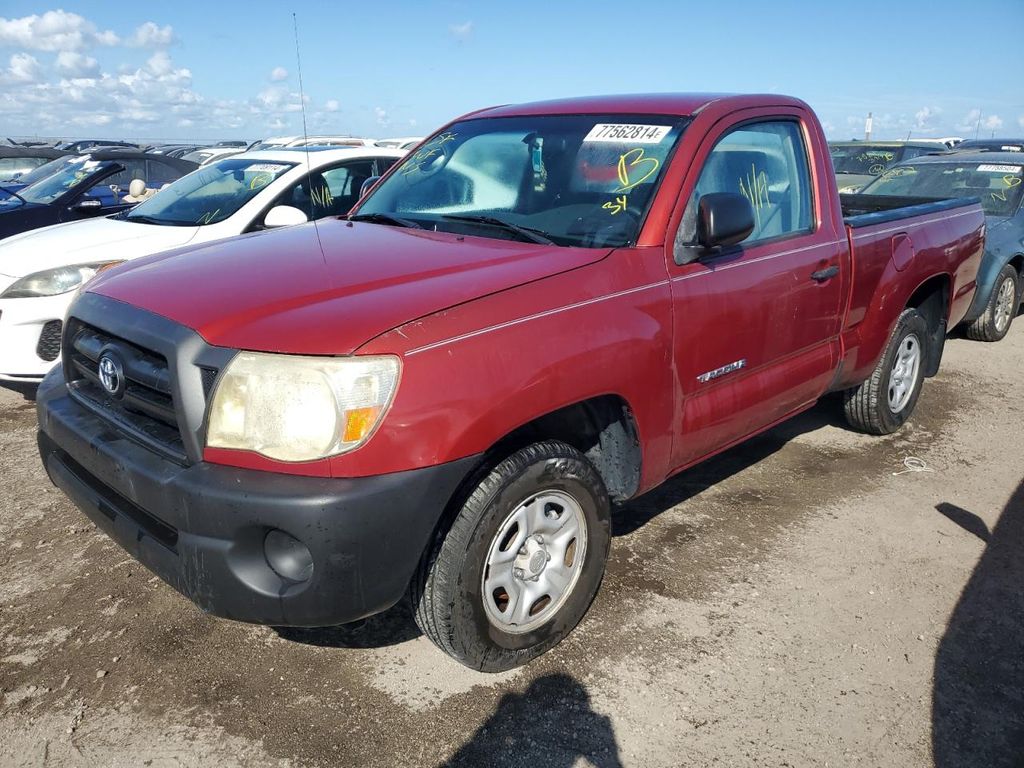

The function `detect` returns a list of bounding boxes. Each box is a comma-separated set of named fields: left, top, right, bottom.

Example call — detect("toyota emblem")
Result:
left=98, top=353, right=123, bottom=397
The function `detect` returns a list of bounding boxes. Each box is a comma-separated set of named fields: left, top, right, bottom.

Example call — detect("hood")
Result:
left=0, top=216, right=200, bottom=278
left=87, top=219, right=612, bottom=355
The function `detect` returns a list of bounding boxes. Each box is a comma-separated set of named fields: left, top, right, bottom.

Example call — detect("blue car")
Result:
left=858, top=150, right=1024, bottom=341
left=0, top=150, right=197, bottom=240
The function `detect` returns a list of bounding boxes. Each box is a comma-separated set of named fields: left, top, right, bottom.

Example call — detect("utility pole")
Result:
left=865, top=112, right=873, bottom=141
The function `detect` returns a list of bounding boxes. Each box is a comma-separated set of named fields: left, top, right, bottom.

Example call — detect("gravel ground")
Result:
left=1, top=325, right=1021, bottom=768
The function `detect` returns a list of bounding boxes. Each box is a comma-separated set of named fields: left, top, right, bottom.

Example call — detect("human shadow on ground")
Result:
left=439, top=673, right=624, bottom=768
left=933, top=482, right=1024, bottom=767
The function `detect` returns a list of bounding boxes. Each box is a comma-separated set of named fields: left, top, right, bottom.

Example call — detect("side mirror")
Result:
left=263, top=205, right=309, bottom=228
left=71, top=198, right=103, bottom=213
left=359, top=176, right=381, bottom=198
left=697, top=192, right=755, bottom=250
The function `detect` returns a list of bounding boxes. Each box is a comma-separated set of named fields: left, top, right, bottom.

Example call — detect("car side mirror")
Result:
left=263, top=205, right=309, bottom=228
left=359, top=176, right=381, bottom=198
left=697, top=192, right=755, bottom=250
left=70, top=198, right=103, bottom=213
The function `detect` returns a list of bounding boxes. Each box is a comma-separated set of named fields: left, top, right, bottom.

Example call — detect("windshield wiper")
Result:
left=348, top=212, right=423, bottom=229
left=125, top=214, right=194, bottom=226
left=438, top=214, right=554, bottom=245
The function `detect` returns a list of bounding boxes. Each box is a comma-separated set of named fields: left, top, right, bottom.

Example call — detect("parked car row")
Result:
left=15, top=92, right=1015, bottom=675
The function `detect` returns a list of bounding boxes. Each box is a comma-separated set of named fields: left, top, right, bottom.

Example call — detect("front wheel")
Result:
left=966, top=264, right=1019, bottom=342
left=411, top=441, right=611, bottom=672
left=843, top=308, right=929, bottom=435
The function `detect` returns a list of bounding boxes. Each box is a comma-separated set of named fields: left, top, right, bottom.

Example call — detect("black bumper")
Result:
left=36, top=370, right=480, bottom=627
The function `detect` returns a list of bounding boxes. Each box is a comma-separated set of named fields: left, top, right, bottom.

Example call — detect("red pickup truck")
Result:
left=37, top=94, right=984, bottom=671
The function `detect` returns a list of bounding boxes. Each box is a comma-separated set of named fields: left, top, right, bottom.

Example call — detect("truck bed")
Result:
left=840, top=193, right=978, bottom=228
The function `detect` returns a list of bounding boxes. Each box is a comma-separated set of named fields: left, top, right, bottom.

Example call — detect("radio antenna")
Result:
left=292, top=12, right=326, bottom=263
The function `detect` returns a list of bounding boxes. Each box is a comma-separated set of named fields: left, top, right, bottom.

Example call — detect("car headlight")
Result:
left=0, top=261, right=123, bottom=299
left=206, top=352, right=401, bottom=462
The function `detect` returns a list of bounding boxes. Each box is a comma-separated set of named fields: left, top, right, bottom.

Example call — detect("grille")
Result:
left=36, top=320, right=63, bottom=362
left=64, top=319, right=186, bottom=463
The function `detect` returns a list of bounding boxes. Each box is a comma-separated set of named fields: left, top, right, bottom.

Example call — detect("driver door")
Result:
left=667, top=116, right=845, bottom=470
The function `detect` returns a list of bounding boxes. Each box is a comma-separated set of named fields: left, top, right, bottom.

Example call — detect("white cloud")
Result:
left=1018, top=116, right=1024, bottom=130
left=1, top=52, right=42, bottom=84
left=374, top=106, right=389, bottom=127
left=55, top=50, right=100, bottom=78
left=982, top=114, right=1003, bottom=132
left=409, top=118, right=418, bottom=127
left=146, top=50, right=174, bottom=77
left=0, top=10, right=118, bottom=52
left=270, top=66, right=288, bottom=82
left=324, top=99, right=339, bottom=112
left=913, top=105, right=941, bottom=131
left=127, top=21, right=175, bottom=48
left=449, top=21, right=474, bottom=41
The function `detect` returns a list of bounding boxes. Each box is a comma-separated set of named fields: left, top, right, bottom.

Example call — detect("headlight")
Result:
left=0, top=261, right=123, bottom=299
left=206, top=352, right=400, bottom=462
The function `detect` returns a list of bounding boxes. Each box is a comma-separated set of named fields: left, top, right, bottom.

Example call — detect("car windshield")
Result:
left=861, top=161, right=1024, bottom=217
left=125, top=158, right=296, bottom=226
left=830, top=145, right=908, bottom=176
left=8, top=155, right=76, bottom=187
left=356, top=114, right=688, bottom=247
left=0, top=157, right=116, bottom=206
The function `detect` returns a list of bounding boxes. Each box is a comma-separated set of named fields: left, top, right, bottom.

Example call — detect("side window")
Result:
left=278, top=161, right=376, bottom=220
left=680, top=121, right=813, bottom=247
left=375, top=157, right=399, bottom=176
left=103, top=160, right=147, bottom=191
left=146, top=160, right=180, bottom=186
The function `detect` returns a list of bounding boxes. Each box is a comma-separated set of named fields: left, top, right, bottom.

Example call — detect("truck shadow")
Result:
left=0, top=379, right=38, bottom=402
left=439, top=673, right=624, bottom=768
left=277, top=398, right=850, bottom=651
left=932, top=483, right=1024, bottom=766
left=275, top=599, right=422, bottom=648
left=614, top=395, right=846, bottom=536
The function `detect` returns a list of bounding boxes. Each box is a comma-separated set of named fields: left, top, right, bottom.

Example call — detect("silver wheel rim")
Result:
left=888, top=333, right=921, bottom=413
left=993, top=276, right=1016, bottom=334
left=481, top=490, right=588, bottom=634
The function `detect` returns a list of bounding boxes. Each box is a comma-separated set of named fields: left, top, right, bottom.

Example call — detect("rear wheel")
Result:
left=843, top=308, right=929, bottom=435
left=966, top=264, right=1019, bottom=342
left=412, top=441, right=611, bottom=671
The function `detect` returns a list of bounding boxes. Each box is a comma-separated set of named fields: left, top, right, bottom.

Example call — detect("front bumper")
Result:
left=0, top=292, right=71, bottom=381
left=37, top=370, right=480, bottom=627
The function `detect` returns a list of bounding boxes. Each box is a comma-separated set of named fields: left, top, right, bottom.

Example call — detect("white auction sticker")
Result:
left=584, top=123, right=671, bottom=144
left=245, top=163, right=289, bottom=173
left=977, top=164, right=1022, bottom=174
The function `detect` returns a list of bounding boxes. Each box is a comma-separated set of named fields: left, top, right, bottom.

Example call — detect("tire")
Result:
left=411, top=441, right=611, bottom=672
left=965, top=264, right=1019, bottom=342
left=843, top=308, right=929, bottom=435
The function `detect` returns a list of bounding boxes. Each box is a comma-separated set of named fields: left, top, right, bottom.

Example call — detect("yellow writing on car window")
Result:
left=249, top=173, right=272, bottom=190
left=310, top=186, right=334, bottom=208
left=739, top=165, right=770, bottom=231
left=615, top=148, right=660, bottom=192
left=401, top=132, right=458, bottom=176
left=197, top=209, right=220, bottom=224
left=602, top=194, right=629, bottom=215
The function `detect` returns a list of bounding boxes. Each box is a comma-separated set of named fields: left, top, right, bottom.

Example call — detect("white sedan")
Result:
left=0, top=146, right=403, bottom=382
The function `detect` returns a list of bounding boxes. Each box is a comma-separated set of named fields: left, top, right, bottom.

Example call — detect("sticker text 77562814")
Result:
left=584, top=124, right=671, bottom=144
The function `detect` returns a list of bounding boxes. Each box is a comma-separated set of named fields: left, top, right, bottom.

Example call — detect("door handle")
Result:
left=810, top=265, right=839, bottom=282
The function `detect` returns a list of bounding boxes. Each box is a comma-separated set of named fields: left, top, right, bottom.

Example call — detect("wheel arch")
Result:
left=905, top=273, right=951, bottom=377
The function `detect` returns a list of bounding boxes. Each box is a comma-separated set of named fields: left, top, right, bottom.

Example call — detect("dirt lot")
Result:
left=1, top=325, right=1021, bottom=768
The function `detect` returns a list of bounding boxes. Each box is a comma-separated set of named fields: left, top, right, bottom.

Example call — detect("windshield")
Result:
left=861, top=161, right=1024, bottom=217
left=357, top=114, right=688, bottom=247
left=0, top=156, right=116, bottom=205
left=830, top=145, right=904, bottom=176
left=126, top=158, right=295, bottom=226
left=7, top=155, right=76, bottom=187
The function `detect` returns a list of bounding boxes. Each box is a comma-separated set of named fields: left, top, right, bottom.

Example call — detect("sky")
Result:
left=0, top=1, right=1022, bottom=144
